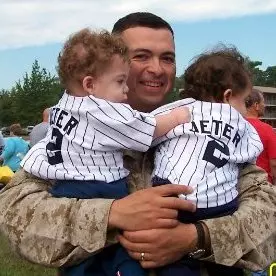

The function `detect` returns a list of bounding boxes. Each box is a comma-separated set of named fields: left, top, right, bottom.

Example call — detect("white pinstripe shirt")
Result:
left=21, top=92, right=156, bottom=182
left=152, top=98, right=263, bottom=208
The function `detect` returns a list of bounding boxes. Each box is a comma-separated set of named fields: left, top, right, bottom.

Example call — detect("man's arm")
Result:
left=119, top=164, right=276, bottom=272
left=270, top=159, right=276, bottom=185
left=0, top=169, right=194, bottom=267
left=203, top=164, right=276, bottom=271
left=0, top=170, right=113, bottom=267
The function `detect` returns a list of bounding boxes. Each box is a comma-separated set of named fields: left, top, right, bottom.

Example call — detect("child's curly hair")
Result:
left=183, top=45, right=252, bottom=102
left=58, top=28, right=129, bottom=87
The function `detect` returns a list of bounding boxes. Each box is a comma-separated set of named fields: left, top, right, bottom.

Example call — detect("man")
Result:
left=0, top=12, right=275, bottom=275
left=29, top=108, right=49, bottom=147
left=246, top=88, right=276, bottom=185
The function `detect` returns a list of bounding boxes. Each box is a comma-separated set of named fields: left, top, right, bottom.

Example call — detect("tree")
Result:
left=246, top=59, right=276, bottom=87
left=264, top=66, right=276, bottom=87
left=166, top=75, right=184, bottom=103
left=246, top=59, right=266, bottom=86
left=0, top=89, right=16, bottom=126
left=12, top=60, right=62, bottom=126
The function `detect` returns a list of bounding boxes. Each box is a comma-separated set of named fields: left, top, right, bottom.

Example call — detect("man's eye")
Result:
left=162, top=56, right=175, bottom=64
left=132, top=54, right=148, bottom=61
left=117, top=79, right=124, bottom=84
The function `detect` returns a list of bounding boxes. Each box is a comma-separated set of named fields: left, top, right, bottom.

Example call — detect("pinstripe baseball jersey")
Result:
left=21, top=92, right=156, bottom=182
left=151, top=98, right=263, bottom=208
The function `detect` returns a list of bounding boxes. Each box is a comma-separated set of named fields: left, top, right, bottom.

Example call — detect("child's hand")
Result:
left=170, top=107, right=191, bottom=125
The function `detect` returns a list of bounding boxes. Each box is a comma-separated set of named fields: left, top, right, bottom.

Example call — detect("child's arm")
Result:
left=153, top=106, right=190, bottom=139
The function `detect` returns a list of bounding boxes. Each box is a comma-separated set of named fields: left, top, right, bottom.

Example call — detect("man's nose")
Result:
left=147, top=58, right=164, bottom=76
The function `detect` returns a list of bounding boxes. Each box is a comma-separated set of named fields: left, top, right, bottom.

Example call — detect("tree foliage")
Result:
left=0, top=89, right=16, bottom=126
left=0, top=60, right=62, bottom=127
left=247, top=59, right=276, bottom=87
left=166, top=75, right=184, bottom=103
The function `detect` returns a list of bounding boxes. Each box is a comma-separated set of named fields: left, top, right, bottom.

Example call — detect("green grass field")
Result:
left=0, top=232, right=56, bottom=276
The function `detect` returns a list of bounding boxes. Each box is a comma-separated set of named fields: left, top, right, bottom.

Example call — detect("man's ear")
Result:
left=254, top=102, right=260, bottom=111
left=223, top=89, right=233, bottom=103
left=82, top=76, right=95, bottom=95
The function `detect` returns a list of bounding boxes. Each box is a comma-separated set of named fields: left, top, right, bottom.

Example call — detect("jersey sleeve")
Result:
left=235, top=119, right=264, bottom=164
left=150, top=98, right=195, bottom=147
left=87, top=97, right=156, bottom=152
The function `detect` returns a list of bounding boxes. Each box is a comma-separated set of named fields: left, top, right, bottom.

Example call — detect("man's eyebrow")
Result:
left=132, top=48, right=151, bottom=53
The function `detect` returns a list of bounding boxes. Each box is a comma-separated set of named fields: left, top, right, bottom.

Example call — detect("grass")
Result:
left=0, top=232, right=56, bottom=276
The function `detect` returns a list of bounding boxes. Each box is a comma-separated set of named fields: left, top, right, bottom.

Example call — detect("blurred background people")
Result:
left=29, top=108, right=50, bottom=147
left=0, top=131, right=4, bottom=156
left=246, top=88, right=276, bottom=185
left=0, top=123, right=29, bottom=172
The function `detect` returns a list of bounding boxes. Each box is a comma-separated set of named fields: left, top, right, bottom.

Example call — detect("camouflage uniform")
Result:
left=0, top=150, right=275, bottom=274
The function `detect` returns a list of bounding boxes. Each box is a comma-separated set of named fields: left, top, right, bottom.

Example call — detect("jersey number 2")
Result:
left=203, top=135, right=230, bottom=168
left=46, top=128, right=64, bottom=165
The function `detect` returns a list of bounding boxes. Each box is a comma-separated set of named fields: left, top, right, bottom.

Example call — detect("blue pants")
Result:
left=51, top=178, right=146, bottom=276
left=251, top=270, right=268, bottom=276
left=152, top=176, right=241, bottom=276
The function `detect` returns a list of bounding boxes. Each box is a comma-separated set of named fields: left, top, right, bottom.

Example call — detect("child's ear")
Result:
left=223, top=89, right=233, bottom=103
left=82, top=76, right=95, bottom=95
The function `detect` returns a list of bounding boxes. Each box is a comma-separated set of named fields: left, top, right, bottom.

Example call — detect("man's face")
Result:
left=121, top=27, right=176, bottom=112
left=257, top=94, right=265, bottom=117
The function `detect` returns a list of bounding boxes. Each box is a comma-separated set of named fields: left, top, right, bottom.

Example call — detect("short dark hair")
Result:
left=245, top=88, right=263, bottom=108
left=183, top=45, right=252, bottom=102
left=112, top=12, right=174, bottom=36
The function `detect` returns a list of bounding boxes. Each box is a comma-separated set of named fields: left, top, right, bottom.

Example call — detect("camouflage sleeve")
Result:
left=202, top=164, right=276, bottom=271
left=0, top=170, right=114, bottom=267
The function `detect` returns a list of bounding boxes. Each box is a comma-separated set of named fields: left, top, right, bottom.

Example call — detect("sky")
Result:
left=1, top=0, right=276, bottom=90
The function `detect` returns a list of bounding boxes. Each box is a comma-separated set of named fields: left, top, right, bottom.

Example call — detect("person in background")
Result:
left=29, top=108, right=50, bottom=147
left=0, top=131, right=5, bottom=189
left=246, top=88, right=276, bottom=185
left=0, top=131, right=4, bottom=156
left=0, top=124, right=29, bottom=172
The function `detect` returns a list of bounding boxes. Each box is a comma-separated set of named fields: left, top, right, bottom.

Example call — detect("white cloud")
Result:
left=1, top=0, right=276, bottom=50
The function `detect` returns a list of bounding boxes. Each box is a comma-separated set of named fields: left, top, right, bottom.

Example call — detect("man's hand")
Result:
left=108, top=184, right=195, bottom=231
left=118, top=223, right=197, bottom=268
